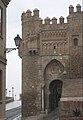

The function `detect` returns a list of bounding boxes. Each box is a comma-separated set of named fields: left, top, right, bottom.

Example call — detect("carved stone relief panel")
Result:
left=44, top=59, right=64, bottom=83
left=42, top=41, right=67, bottom=55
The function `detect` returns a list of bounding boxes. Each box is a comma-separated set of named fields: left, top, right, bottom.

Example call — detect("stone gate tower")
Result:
left=18, top=4, right=83, bottom=119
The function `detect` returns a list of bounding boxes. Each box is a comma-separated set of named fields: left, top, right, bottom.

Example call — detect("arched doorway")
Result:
left=44, top=59, right=64, bottom=112
left=49, top=80, right=63, bottom=111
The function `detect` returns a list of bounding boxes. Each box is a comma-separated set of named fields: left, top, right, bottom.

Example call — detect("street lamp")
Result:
left=14, top=34, right=22, bottom=48
left=5, top=34, right=22, bottom=53
left=9, top=90, right=11, bottom=97
left=12, top=87, right=14, bottom=98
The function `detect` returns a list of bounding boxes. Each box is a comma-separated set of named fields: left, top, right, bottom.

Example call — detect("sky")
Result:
left=6, top=0, right=82, bottom=99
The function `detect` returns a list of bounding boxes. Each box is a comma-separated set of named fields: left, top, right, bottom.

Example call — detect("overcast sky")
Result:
left=6, top=0, right=82, bottom=99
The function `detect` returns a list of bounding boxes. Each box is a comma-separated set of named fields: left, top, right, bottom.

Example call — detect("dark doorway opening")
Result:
left=49, top=80, right=63, bottom=111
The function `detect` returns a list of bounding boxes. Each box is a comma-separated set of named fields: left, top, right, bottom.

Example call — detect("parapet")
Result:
left=33, top=8, right=39, bottom=17
left=69, top=5, right=74, bottom=14
left=44, top=17, right=50, bottom=25
left=26, top=9, right=32, bottom=17
left=52, top=17, right=57, bottom=24
left=69, top=4, right=81, bottom=14
left=21, top=8, right=39, bottom=20
left=21, top=4, right=82, bottom=24
left=59, top=16, right=64, bottom=24
left=76, top=4, right=81, bottom=12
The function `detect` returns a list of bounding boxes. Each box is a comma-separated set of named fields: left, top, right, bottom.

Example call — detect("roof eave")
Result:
left=2, top=0, right=11, bottom=7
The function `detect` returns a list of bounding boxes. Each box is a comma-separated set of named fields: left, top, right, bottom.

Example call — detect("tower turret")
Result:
left=52, top=17, right=57, bottom=24
left=26, top=9, right=32, bottom=17
left=76, top=4, right=81, bottom=12
left=44, top=17, right=50, bottom=25
left=33, top=8, right=39, bottom=18
left=59, top=16, right=64, bottom=24
left=69, top=5, right=74, bottom=14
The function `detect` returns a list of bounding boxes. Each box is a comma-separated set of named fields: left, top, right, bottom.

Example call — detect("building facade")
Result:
left=0, top=0, right=10, bottom=119
left=19, top=4, right=83, bottom=119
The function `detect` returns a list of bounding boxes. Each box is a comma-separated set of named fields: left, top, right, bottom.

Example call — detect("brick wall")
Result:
left=59, top=98, right=83, bottom=120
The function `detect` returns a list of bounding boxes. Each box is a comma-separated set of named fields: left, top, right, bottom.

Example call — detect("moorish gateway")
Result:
left=18, top=4, right=83, bottom=119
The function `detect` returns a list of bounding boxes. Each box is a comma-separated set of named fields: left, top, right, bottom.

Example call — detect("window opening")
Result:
left=74, top=38, right=78, bottom=46
left=54, top=45, right=56, bottom=49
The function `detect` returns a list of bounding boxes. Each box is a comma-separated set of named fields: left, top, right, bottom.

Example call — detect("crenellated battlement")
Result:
left=21, top=4, right=82, bottom=42
left=20, top=4, right=82, bottom=56
left=21, top=4, right=82, bottom=25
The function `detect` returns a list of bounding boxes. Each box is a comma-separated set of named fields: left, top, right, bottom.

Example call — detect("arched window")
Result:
left=74, top=38, right=78, bottom=46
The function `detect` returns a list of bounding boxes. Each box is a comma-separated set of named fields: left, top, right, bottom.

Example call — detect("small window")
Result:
left=0, top=6, right=2, bottom=36
left=29, top=50, right=32, bottom=55
left=0, top=70, right=2, bottom=101
left=54, top=46, right=56, bottom=49
left=74, top=38, right=78, bottom=46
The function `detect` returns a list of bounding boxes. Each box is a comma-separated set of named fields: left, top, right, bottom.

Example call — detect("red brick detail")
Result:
left=59, top=101, right=83, bottom=120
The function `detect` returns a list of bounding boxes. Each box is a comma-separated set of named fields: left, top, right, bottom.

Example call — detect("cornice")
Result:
left=1, top=0, right=11, bottom=7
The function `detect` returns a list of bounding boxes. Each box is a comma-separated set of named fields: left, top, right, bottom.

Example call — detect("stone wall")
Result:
left=0, top=0, right=10, bottom=119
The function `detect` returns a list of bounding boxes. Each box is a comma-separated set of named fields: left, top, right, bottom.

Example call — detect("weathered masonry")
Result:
left=0, top=0, right=10, bottom=120
left=18, top=4, right=83, bottom=119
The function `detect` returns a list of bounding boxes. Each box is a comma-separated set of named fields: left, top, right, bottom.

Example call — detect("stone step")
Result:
left=42, top=108, right=59, bottom=120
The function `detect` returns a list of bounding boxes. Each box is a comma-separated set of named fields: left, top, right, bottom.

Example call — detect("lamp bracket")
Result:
left=5, top=48, right=16, bottom=53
